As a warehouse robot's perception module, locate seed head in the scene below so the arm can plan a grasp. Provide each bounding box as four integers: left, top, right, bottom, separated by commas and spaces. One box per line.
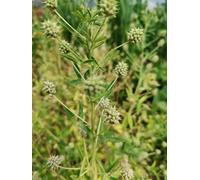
103, 106, 121, 124
99, 0, 118, 18
121, 155, 134, 180
99, 97, 110, 109
42, 20, 60, 38
47, 155, 64, 169
128, 27, 144, 43
43, 81, 56, 95
45, 0, 57, 10
114, 62, 128, 77
59, 40, 70, 54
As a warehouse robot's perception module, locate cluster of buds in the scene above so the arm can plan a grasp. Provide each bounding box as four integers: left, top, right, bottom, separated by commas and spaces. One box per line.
42, 20, 60, 39
99, 0, 118, 18
44, 0, 57, 11
128, 27, 144, 43
42, 81, 56, 95
99, 97, 121, 124
59, 40, 71, 54
47, 155, 64, 170
121, 155, 134, 180
114, 61, 128, 77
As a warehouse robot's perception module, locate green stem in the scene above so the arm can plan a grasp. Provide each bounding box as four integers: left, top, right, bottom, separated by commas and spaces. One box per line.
93, 17, 106, 43
53, 95, 88, 125
101, 41, 129, 67
95, 110, 104, 147
55, 10, 86, 41
72, 62, 86, 81
57, 165, 81, 170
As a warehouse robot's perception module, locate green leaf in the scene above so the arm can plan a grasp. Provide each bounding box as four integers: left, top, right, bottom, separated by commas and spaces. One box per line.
73, 63, 82, 79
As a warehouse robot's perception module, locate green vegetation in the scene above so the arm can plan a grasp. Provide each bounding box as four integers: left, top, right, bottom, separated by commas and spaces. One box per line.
32, 0, 167, 179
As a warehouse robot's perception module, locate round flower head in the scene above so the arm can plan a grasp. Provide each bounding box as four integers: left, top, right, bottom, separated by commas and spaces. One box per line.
114, 62, 128, 77
121, 155, 134, 180
104, 106, 121, 124
45, 0, 57, 10
42, 20, 60, 39
43, 81, 56, 95
128, 27, 144, 43
99, 0, 118, 18
99, 97, 110, 109
47, 155, 64, 169
59, 40, 70, 54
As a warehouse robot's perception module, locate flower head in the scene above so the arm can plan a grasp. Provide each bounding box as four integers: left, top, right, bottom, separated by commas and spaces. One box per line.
103, 106, 121, 124
128, 27, 144, 43
99, 97, 110, 109
45, 0, 57, 10
42, 20, 60, 38
99, 0, 118, 18
114, 62, 128, 77
59, 40, 70, 54
121, 155, 134, 180
47, 155, 64, 169
42, 81, 56, 95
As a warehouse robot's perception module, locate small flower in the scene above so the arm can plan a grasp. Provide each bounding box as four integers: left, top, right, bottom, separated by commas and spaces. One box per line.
59, 40, 70, 54
99, 0, 118, 18
42, 20, 60, 38
114, 62, 128, 77
43, 81, 56, 95
128, 27, 144, 43
121, 155, 134, 180
103, 106, 121, 124
44, 0, 57, 10
99, 97, 110, 109
47, 155, 64, 169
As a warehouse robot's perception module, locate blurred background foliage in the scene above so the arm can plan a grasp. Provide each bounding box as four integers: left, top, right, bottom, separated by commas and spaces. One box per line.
33, 0, 167, 179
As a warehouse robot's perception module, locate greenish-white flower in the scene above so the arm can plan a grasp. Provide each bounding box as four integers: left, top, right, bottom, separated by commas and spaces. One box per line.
121, 155, 134, 180
99, 0, 118, 18
114, 62, 128, 77
128, 27, 144, 43
47, 155, 64, 169
42, 20, 60, 38
99, 97, 110, 109
43, 81, 56, 95
59, 40, 70, 54
104, 106, 121, 124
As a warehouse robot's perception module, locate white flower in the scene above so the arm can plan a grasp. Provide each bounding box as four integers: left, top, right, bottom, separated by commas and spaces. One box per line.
47, 155, 64, 169
103, 106, 121, 124
43, 81, 56, 95
99, 97, 110, 109
121, 155, 134, 180
128, 27, 144, 43
42, 20, 60, 38
114, 62, 128, 77
99, 0, 118, 18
